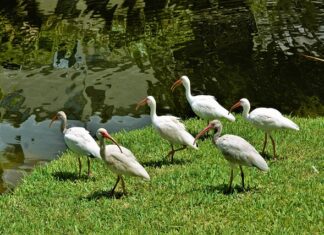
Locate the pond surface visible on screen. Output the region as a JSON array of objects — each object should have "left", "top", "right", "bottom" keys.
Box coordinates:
[{"left": 0, "top": 0, "right": 323, "bottom": 193}]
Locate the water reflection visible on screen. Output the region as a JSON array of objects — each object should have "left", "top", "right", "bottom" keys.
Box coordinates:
[
  {"left": 0, "top": 116, "right": 65, "bottom": 192},
  {"left": 0, "top": 0, "right": 323, "bottom": 192},
  {"left": 0, "top": 114, "right": 150, "bottom": 192}
]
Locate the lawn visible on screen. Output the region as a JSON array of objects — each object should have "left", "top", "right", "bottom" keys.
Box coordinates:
[{"left": 0, "top": 116, "right": 323, "bottom": 234}]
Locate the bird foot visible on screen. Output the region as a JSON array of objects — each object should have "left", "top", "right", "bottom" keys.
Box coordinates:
[
  {"left": 225, "top": 187, "right": 233, "bottom": 194},
  {"left": 107, "top": 190, "right": 116, "bottom": 198},
  {"left": 107, "top": 190, "right": 124, "bottom": 199},
  {"left": 166, "top": 151, "right": 175, "bottom": 162},
  {"left": 270, "top": 155, "right": 278, "bottom": 161}
]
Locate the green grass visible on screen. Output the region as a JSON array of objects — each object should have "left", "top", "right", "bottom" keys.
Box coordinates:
[{"left": 0, "top": 116, "right": 323, "bottom": 234}]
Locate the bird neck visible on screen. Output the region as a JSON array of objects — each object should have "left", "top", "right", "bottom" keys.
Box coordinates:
[
  {"left": 99, "top": 138, "right": 106, "bottom": 158},
  {"left": 213, "top": 127, "right": 222, "bottom": 144},
  {"left": 149, "top": 103, "right": 158, "bottom": 120},
  {"left": 60, "top": 117, "right": 68, "bottom": 133},
  {"left": 242, "top": 103, "right": 250, "bottom": 119},
  {"left": 184, "top": 84, "right": 194, "bottom": 103}
]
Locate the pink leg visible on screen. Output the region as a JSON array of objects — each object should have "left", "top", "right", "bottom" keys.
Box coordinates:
[
  {"left": 227, "top": 168, "right": 234, "bottom": 193},
  {"left": 78, "top": 157, "right": 82, "bottom": 178},
  {"left": 240, "top": 166, "right": 245, "bottom": 189},
  {"left": 120, "top": 176, "right": 127, "bottom": 195},
  {"left": 110, "top": 175, "right": 121, "bottom": 194},
  {"left": 262, "top": 132, "right": 268, "bottom": 154},
  {"left": 87, "top": 157, "right": 92, "bottom": 177},
  {"left": 269, "top": 135, "right": 276, "bottom": 159},
  {"left": 167, "top": 145, "right": 187, "bottom": 162}
]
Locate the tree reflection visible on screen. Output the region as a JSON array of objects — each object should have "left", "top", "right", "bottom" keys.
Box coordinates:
[
  {"left": 55, "top": 0, "right": 81, "bottom": 19},
  {"left": 0, "top": 0, "right": 323, "bottom": 125}
]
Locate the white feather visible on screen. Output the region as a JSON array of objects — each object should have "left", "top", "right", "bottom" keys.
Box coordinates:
[
  {"left": 248, "top": 106, "right": 299, "bottom": 132},
  {"left": 102, "top": 145, "right": 150, "bottom": 180},
  {"left": 176, "top": 76, "right": 235, "bottom": 122},
  {"left": 152, "top": 115, "right": 197, "bottom": 149},
  {"left": 64, "top": 127, "right": 101, "bottom": 159},
  {"left": 191, "top": 96, "right": 235, "bottom": 121},
  {"left": 217, "top": 134, "right": 269, "bottom": 171}
]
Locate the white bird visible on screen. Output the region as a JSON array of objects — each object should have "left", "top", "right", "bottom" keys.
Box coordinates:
[
  {"left": 194, "top": 120, "right": 269, "bottom": 192},
  {"left": 50, "top": 111, "right": 101, "bottom": 177},
  {"left": 96, "top": 128, "right": 150, "bottom": 195},
  {"left": 230, "top": 98, "right": 299, "bottom": 159},
  {"left": 171, "top": 75, "right": 235, "bottom": 123},
  {"left": 136, "top": 96, "right": 198, "bottom": 162}
]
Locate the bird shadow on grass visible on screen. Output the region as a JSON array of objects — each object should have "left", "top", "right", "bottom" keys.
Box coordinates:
[
  {"left": 204, "top": 184, "right": 259, "bottom": 195},
  {"left": 142, "top": 158, "right": 191, "bottom": 168},
  {"left": 81, "top": 190, "right": 124, "bottom": 200},
  {"left": 261, "top": 153, "right": 284, "bottom": 162},
  {"left": 52, "top": 171, "right": 95, "bottom": 182},
  {"left": 261, "top": 153, "right": 275, "bottom": 161}
]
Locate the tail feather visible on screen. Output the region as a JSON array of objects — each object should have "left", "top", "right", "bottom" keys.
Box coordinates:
[
  {"left": 190, "top": 142, "right": 199, "bottom": 150},
  {"left": 90, "top": 148, "right": 102, "bottom": 159},
  {"left": 183, "top": 132, "right": 199, "bottom": 150},
  {"left": 140, "top": 169, "right": 150, "bottom": 181},
  {"left": 283, "top": 117, "right": 299, "bottom": 131},
  {"left": 225, "top": 113, "right": 235, "bottom": 122},
  {"left": 253, "top": 155, "right": 269, "bottom": 172},
  {"left": 134, "top": 162, "right": 150, "bottom": 180}
]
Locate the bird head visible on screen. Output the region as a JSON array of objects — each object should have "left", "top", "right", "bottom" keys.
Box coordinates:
[
  {"left": 193, "top": 120, "right": 222, "bottom": 144},
  {"left": 239, "top": 98, "right": 250, "bottom": 107},
  {"left": 229, "top": 98, "right": 250, "bottom": 114},
  {"left": 171, "top": 75, "right": 190, "bottom": 92},
  {"left": 96, "top": 128, "right": 123, "bottom": 153},
  {"left": 136, "top": 96, "right": 156, "bottom": 110},
  {"left": 49, "top": 111, "right": 66, "bottom": 127}
]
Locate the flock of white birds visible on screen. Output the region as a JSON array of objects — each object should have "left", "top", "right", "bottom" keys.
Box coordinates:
[{"left": 50, "top": 75, "right": 299, "bottom": 195}]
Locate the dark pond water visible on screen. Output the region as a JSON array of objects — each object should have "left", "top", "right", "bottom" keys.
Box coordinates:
[{"left": 0, "top": 0, "right": 323, "bottom": 193}]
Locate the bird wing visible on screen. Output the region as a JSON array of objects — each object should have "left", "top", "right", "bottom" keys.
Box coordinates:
[
  {"left": 153, "top": 116, "right": 197, "bottom": 148},
  {"left": 157, "top": 115, "right": 186, "bottom": 130},
  {"left": 251, "top": 107, "right": 282, "bottom": 118},
  {"left": 105, "top": 148, "right": 150, "bottom": 180},
  {"left": 216, "top": 135, "right": 265, "bottom": 169},
  {"left": 249, "top": 108, "right": 285, "bottom": 129},
  {"left": 250, "top": 108, "right": 299, "bottom": 130},
  {"left": 64, "top": 127, "right": 101, "bottom": 158},
  {"left": 191, "top": 97, "right": 234, "bottom": 120},
  {"left": 194, "top": 95, "right": 217, "bottom": 101},
  {"left": 105, "top": 145, "right": 137, "bottom": 160}
]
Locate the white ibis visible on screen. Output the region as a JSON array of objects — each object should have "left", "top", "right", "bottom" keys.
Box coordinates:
[
  {"left": 171, "top": 75, "right": 235, "bottom": 123},
  {"left": 136, "top": 96, "right": 198, "bottom": 162},
  {"left": 50, "top": 111, "right": 101, "bottom": 177},
  {"left": 195, "top": 120, "right": 269, "bottom": 192},
  {"left": 230, "top": 98, "right": 299, "bottom": 159},
  {"left": 96, "top": 128, "right": 150, "bottom": 195}
]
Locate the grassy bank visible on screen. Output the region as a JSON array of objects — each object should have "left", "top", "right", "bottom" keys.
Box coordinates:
[{"left": 0, "top": 116, "right": 323, "bottom": 234}]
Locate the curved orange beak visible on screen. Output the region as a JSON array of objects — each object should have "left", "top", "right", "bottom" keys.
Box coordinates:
[
  {"left": 229, "top": 101, "right": 241, "bottom": 114},
  {"left": 136, "top": 97, "right": 148, "bottom": 111},
  {"left": 193, "top": 123, "right": 213, "bottom": 145},
  {"left": 171, "top": 79, "right": 183, "bottom": 92},
  {"left": 49, "top": 115, "right": 58, "bottom": 128},
  {"left": 102, "top": 131, "right": 123, "bottom": 153}
]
